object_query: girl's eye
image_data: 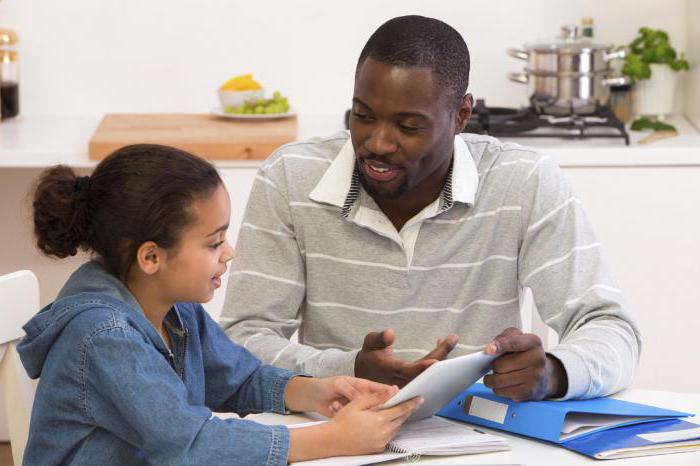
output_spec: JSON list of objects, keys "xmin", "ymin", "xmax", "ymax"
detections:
[{"xmin": 209, "ymin": 241, "xmax": 224, "ymax": 250}]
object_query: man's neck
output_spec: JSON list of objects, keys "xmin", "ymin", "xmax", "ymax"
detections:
[{"xmin": 374, "ymin": 158, "xmax": 452, "ymax": 231}]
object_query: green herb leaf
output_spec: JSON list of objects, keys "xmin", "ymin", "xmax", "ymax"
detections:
[
  {"xmin": 630, "ymin": 118, "xmax": 677, "ymax": 132},
  {"xmin": 671, "ymin": 58, "xmax": 690, "ymax": 71},
  {"xmin": 621, "ymin": 27, "xmax": 688, "ymax": 78}
]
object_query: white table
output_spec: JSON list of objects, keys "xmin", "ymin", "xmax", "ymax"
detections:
[{"xmin": 243, "ymin": 388, "xmax": 700, "ymax": 465}]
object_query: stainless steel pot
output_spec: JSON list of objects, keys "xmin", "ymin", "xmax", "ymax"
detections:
[
  {"xmin": 508, "ymin": 71, "xmax": 629, "ymax": 116},
  {"xmin": 507, "ymin": 25, "xmax": 631, "ymax": 115}
]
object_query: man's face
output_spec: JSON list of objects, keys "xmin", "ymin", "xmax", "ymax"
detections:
[{"xmin": 350, "ymin": 58, "xmax": 469, "ymax": 200}]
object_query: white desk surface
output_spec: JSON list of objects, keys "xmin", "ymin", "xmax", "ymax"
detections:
[{"xmin": 239, "ymin": 388, "xmax": 700, "ymax": 466}]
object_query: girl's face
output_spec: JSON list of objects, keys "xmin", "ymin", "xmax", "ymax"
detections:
[{"xmin": 157, "ymin": 184, "xmax": 234, "ymax": 304}]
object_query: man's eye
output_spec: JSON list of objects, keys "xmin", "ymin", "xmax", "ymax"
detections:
[
  {"xmin": 353, "ymin": 111, "xmax": 370, "ymax": 120},
  {"xmin": 399, "ymin": 124, "xmax": 422, "ymax": 132}
]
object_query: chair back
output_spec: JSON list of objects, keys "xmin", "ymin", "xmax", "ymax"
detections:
[{"xmin": 0, "ymin": 270, "xmax": 39, "ymax": 465}]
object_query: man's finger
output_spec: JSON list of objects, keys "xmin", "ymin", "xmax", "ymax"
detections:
[
  {"xmin": 486, "ymin": 328, "xmax": 538, "ymax": 355},
  {"xmin": 398, "ymin": 358, "xmax": 437, "ymax": 379},
  {"xmin": 483, "ymin": 367, "xmax": 533, "ymax": 390},
  {"xmin": 494, "ymin": 333, "xmax": 541, "ymax": 354},
  {"xmin": 422, "ymin": 334, "xmax": 459, "ymax": 361},
  {"xmin": 485, "ymin": 327, "xmax": 522, "ymax": 354},
  {"xmin": 491, "ymin": 347, "xmax": 545, "ymax": 374},
  {"xmin": 362, "ymin": 329, "xmax": 391, "ymax": 350}
]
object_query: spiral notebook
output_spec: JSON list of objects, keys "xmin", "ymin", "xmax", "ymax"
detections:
[{"xmin": 289, "ymin": 416, "xmax": 509, "ymax": 465}]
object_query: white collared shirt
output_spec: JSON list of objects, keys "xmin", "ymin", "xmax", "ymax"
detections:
[{"xmin": 309, "ymin": 135, "xmax": 479, "ymax": 265}]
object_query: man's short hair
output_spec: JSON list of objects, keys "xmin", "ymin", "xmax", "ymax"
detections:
[{"xmin": 356, "ymin": 15, "xmax": 470, "ymax": 108}]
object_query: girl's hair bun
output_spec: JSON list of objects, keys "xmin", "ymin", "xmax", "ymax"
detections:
[{"xmin": 32, "ymin": 165, "xmax": 92, "ymax": 258}]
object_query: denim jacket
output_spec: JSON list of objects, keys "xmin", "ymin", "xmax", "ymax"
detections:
[{"xmin": 17, "ymin": 261, "xmax": 297, "ymax": 465}]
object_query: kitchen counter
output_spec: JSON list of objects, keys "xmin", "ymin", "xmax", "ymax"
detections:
[{"xmin": 1, "ymin": 114, "xmax": 700, "ymax": 169}]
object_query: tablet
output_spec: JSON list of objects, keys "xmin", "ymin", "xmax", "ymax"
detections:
[{"xmin": 380, "ymin": 351, "xmax": 496, "ymax": 422}]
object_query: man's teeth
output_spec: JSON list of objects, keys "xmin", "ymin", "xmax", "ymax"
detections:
[{"xmin": 368, "ymin": 163, "xmax": 390, "ymax": 173}]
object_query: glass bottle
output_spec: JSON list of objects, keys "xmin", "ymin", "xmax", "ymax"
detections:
[
  {"xmin": 581, "ymin": 17, "xmax": 594, "ymax": 38},
  {"xmin": 0, "ymin": 28, "xmax": 20, "ymax": 120}
]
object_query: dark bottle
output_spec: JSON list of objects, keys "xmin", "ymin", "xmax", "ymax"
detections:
[
  {"xmin": 0, "ymin": 29, "xmax": 20, "ymax": 120},
  {"xmin": 1, "ymin": 80, "xmax": 19, "ymax": 119}
]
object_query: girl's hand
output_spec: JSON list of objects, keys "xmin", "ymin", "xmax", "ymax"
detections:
[
  {"xmin": 325, "ymin": 392, "xmax": 423, "ymax": 455},
  {"xmin": 284, "ymin": 375, "xmax": 397, "ymax": 416},
  {"xmin": 287, "ymin": 392, "xmax": 423, "ymax": 462},
  {"xmin": 310, "ymin": 376, "xmax": 398, "ymax": 417}
]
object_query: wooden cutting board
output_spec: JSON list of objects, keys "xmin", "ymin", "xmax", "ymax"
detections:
[{"xmin": 88, "ymin": 113, "xmax": 298, "ymax": 161}]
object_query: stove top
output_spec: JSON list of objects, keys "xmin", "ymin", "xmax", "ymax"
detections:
[
  {"xmin": 464, "ymin": 99, "xmax": 629, "ymax": 145},
  {"xmin": 344, "ymin": 100, "xmax": 630, "ymax": 145}
]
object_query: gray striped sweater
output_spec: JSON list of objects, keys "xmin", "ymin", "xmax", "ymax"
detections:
[{"xmin": 220, "ymin": 131, "xmax": 641, "ymax": 399}]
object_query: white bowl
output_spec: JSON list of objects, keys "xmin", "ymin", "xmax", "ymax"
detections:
[{"xmin": 218, "ymin": 89, "xmax": 265, "ymax": 108}]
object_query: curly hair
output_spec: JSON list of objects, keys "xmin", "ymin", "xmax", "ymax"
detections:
[{"xmin": 32, "ymin": 144, "xmax": 222, "ymax": 280}]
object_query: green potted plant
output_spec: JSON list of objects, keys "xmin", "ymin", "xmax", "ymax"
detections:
[{"xmin": 622, "ymin": 27, "xmax": 689, "ymax": 128}]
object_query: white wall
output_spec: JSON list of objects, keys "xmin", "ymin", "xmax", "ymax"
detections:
[
  {"xmin": 0, "ymin": 0, "xmax": 689, "ymax": 119},
  {"xmin": 685, "ymin": 0, "xmax": 700, "ymax": 129}
]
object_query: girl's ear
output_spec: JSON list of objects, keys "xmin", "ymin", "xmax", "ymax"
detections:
[{"xmin": 135, "ymin": 241, "xmax": 162, "ymax": 275}]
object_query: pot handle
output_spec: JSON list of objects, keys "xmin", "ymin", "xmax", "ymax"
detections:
[
  {"xmin": 508, "ymin": 72, "xmax": 529, "ymax": 84},
  {"xmin": 507, "ymin": 48, "xmax": 529, "ymax": 60},
  {"xmin": 603, "ymin": 47, "xmax": 629, "ymax": 62},
  {"xmin": 602, "ymin": 76, "xmax": 632, "ymax": 87}
]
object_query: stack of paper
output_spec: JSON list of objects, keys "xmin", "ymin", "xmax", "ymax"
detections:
[{"xmin": 289, "ymin": 415, "xmax": 509, "ymax": 465}]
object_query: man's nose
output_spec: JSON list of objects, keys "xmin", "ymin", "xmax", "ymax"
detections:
[{"xmin": 364, "ymin": 122, "xmax": 398, "ymax": 155}]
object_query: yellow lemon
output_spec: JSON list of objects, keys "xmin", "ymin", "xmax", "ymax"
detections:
[{"xmin": 219, "ymin": 74, "xmax": 263, "ymax": 91}]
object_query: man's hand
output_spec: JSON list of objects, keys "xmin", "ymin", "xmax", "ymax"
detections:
[
  {"xmin": 354, "ymin": 329, "xmax": 458, "ymax": 387},
  {"xmin": 483, "ymin": 327, "xmax": 568, "ymax": 401}
]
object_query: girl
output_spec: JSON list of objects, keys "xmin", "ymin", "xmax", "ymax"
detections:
[{"xmin": 19, "ymin": 144, "xmax": 421, "ymax": 465}]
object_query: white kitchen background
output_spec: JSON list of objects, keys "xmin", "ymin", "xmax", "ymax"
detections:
[
  {"xmin": 1, "ymin": 0, "xmax": 699, "ymax": 423},
  {"xmin": 0, "ymin": 0, "xmax": 698, "ymax": 122}
]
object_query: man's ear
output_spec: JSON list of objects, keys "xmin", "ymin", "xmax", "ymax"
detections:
[
  {"xmin": 455, "ymin": 93, "xmax": 473, "ymax": 134},
  {"xmin": 135, "ymin": 241, "xmax": 162, "ymax": 276}
]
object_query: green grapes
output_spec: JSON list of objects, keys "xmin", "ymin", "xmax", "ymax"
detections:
[{"xmin": 225, "ymin": 91, "xmax": 290, "ymax": 115}]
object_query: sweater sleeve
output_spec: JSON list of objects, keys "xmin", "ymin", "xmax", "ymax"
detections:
[
  {"xmin": 84, "ymin": 325, "xmax": 290, "ymax": 466},
  {"xmin": 219, "ymin": 161, "xmax": 359, "ymax": 377},
  {"xmin": 517, "ymin": 156, "xmax": 641, "ymax": 399}
]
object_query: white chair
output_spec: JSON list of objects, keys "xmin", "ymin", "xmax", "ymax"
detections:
[{"xmin": 0, "ymin": 270, "xmax": 39, "ymax": 465}]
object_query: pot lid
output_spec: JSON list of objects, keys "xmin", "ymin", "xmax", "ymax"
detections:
[{"xmin": 525, "ymin": 24, "xmax": 612, "ymax": 53}]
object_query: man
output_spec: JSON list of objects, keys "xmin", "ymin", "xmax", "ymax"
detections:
[{"xmin": 220, "ymin": 15, "xmax": 640, "ymax": 401}]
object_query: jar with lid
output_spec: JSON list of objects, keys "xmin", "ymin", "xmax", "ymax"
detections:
[
  {"xmin": 581, "ymin": 17, "xmax": 594, "ymax": 38},
  {"xmin": 0, "ymin": 28, "xmax": 20, "ymax": 120}
]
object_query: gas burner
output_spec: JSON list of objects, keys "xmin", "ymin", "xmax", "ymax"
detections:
[
  {"xmin": 343, "ymin": 100, "xmax": 629, "ymax": 145},
  {"xmin": 464, "ymin": 99, "xmax": 629, "ymax": 145}
]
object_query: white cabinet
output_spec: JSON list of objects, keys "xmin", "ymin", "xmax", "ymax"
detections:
[{"xmin": 562, "ymin": 166, "xmax": 700, "ymax": 392}]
